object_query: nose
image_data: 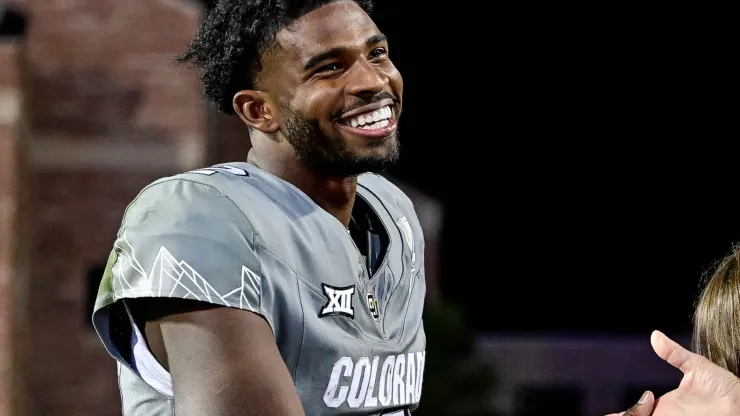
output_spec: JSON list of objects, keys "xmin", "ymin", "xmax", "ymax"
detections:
[{"xmin": 344, "ymin": 58, "xmax": 387, "ymax": 98}]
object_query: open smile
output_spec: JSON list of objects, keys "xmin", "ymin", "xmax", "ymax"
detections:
[{"xmin": 336, "ymin": 102, "xmax": 398, "ymax": 138}]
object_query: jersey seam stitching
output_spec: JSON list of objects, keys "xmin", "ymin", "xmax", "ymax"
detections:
[
  {"xmin": 253, "ymin": 237, "xmax": 325, "ymax": 295},
  {"xmin": 358, "ymin": 182, "xmax": 408, "ymax": 336},
  {"xmin": 294, "ymin": 268, "xmax": 307, "ymax": 384},
  {"xmin": 251, "ymin": 238, "xmax": 308, "ymax": 381},
  {"xmin": 359, "ymin": 180, "xmax": 424, "ymax": 347}
]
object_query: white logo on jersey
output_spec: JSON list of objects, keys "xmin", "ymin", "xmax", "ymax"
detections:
[
  {"xmin": 320, "ymin": 284, "xmax": 355, "ymax": 318},
  {"xmin": 323, "ymin": 351, "xmax": 426, "ymax": 409},
  {"xmin": 113, "ymin": 232, "xmax": 261, "ymax": 310},
  {"xmin": 190, "ymin": 165, "xmax": 248, "ymax": 176}
]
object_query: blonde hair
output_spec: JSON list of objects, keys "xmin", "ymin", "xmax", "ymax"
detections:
[{"xmin": 692, "ymin": 245, "xmax": 740, "ymax": 377}]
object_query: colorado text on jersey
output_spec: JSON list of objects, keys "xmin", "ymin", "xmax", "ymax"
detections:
[{"xmin": 323, "ymin": 352, "xmax": 426, "ymax": 409}]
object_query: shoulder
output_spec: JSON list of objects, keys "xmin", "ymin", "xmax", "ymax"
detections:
[
  {"xmin": 358, "ymin": 173, "xmax": 426, "ymax": 254},
  {"xmin": 96, "ymin": 163, "xmax": 289, "ymax": 330},
  {"xmin": 132, "ymin": 162, "xmax": 254, "ymax": 206},
  {"xmin": 122, "ymin": 162, "xmax": 284, "ymax": 233},
  {"xmin": 357, "ymin": 172, "xmax": 415, "ymax": 215}
]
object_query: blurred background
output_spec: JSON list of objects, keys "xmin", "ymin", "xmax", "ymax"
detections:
[{"xmin": 0, "ymin": 0, "xmax": 735, "ymax": 415}]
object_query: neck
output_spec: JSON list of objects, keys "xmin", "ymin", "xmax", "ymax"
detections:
[{"xmin": 247, "ymin": 147, "xmax": 358, "ymax": 228}]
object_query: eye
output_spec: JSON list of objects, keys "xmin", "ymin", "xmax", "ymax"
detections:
[
  {"xmin": 316, "ymin": 63, "xmax": 342, "ymax": 73},
  {"xmin": 369, "ymin": 47, "xmax": 388, "ymax": 59}
]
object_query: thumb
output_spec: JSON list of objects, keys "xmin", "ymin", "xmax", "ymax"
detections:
[
  {"xmin": 651, "ymin": 330, "xmax": 706, "ymax": 374},
  {"xmin": 620, "ymin": 391, "xmax": 655, "ymax": 416}
]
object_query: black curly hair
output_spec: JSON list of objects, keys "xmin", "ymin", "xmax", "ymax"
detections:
[{"xmin": 177, "ymin": 0, "xmax": 375, "ymax": 114}]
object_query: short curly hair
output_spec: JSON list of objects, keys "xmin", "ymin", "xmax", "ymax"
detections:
[{"xmin": 177, "ymin": 0, "xmax": 375, "ymax": 114}]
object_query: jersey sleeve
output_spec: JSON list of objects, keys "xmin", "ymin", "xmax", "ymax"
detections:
[{"xmin": 92, "ymin": 178, "xmax": 271, "ymax": 363}]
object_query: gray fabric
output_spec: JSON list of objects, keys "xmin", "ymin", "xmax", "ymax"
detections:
[
  {"xmin": 119, "ymin": 363, "xmax": 175, "ymax": 415},
  {"xmin": 93, "ymin": 162, "xmax": 427, "ymax": 415}
]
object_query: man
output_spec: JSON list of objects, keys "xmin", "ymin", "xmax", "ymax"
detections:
[
  {"xmin": 608, "ymin": 331, "xmax": 740, "ymax": 416},
  {"xmin": 92, "ymin": 1, "xmax": 426, "ymax": 415}
]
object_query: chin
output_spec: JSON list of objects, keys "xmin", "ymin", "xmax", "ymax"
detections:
[
  {"xmin": 353, "ymin": 133, "xmax": 398, "ymax": 157},
  {"xmin": 348, "ymin": 145, "xmax": 400, "ymax": 174},
  {"xmin": 308, "ymin": 129, "xmax": 400, "ymax": 175}
]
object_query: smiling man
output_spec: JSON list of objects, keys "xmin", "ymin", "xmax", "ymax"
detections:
[{"xmin": 91, "ymin": 1, "xmax": 426, "ymax": 415}]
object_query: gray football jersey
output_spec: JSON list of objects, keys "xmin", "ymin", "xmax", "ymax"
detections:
[{"xmin": 92, "ymin": 162, "xmax": 427, "ymax": 415}]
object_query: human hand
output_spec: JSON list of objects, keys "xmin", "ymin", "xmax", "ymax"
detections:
[
  {"xmin": 605, "ymin": 330, "xmax": 740, "ymax": 416},
  {"xmin": 649, "ymin": 330, "xmax": 740, "ymax": 416}
]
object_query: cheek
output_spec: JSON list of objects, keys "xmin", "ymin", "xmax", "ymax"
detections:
[
  {"xmin": 387, "ymin": 66, "xmax": 403, "ymax": 98},
  {"xmin": 295, "ymin": 87, "xmax": 343, "ymax": 120}
]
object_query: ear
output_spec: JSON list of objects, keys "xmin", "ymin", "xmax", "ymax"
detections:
[{"xmin": 233, "ymin": 90, "xmax": 280, "ymax": 134}]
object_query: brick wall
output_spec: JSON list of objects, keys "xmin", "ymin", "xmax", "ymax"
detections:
[
  {"xmin": 24, "ymin": 0, "xmax": 206, "ymax": 151},
  {"xmin": 28, "ymin": 170, "xmax": 169, "ymax": 415},
  {"xmin": 0, "ymin": 39, "xmax": 29, "ymax": 416},
  {"xmin": 21, "ymin": 0, "xmax": 208, "ymax": 414}
]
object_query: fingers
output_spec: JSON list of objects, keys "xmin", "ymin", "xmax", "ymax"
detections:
[
  {"xmin": 651, "ymin": 330, "xmax": 707, "ymax": 374},
  {"xmin": 622, "ymin": 391, "xmax": 655, "ymax": 416},
  {"xmin": 604, "ymin": 391, "xmax": 654, "ymax": 416}
]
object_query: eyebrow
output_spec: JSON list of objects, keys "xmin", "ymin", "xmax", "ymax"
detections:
[{"xmin": 303, "ymin": 33, "xmax": 388, "ymax": 71}]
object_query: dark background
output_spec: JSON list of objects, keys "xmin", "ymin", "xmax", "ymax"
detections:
[
  {"xmin": 370, "ymin": 0, "xmax": 737, "ymax": 334},
  {"xmin": 10, "ymin": 0, "xmax": 733, "ymax": 333},
  {"xmin": 54, "ymin": 0, "xmax": 735, "ymax": 333}
]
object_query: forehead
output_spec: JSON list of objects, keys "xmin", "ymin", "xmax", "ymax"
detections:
[{"xmin": 276, "ymin": 1, "xmax": 380, "ymax": 61}]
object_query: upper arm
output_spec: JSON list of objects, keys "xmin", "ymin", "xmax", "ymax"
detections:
[
  {"xmin": 145, "ymin": 299, "xmax": 304, "ymax": 416},
  {"xmin": 93, "ymin": 178, "xmax": 303, "ymax": 415}
]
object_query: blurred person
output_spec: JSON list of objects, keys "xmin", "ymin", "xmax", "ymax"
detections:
[
  {"xmin": 91, "ymin": 1, "xmax": 427, "ymax": 415},
  {"xmin": 607, "ymin": 247, "xmax": 740, "ymax": 416}
]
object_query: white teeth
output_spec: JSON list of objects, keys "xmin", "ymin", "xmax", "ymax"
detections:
[
  {"xmin": 345, "ymin": 105, "xmax": 392, "ymax": 128},
  {"xmin": 359, "ymin": 119, "xmax": 390, "ymax": 130}
]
